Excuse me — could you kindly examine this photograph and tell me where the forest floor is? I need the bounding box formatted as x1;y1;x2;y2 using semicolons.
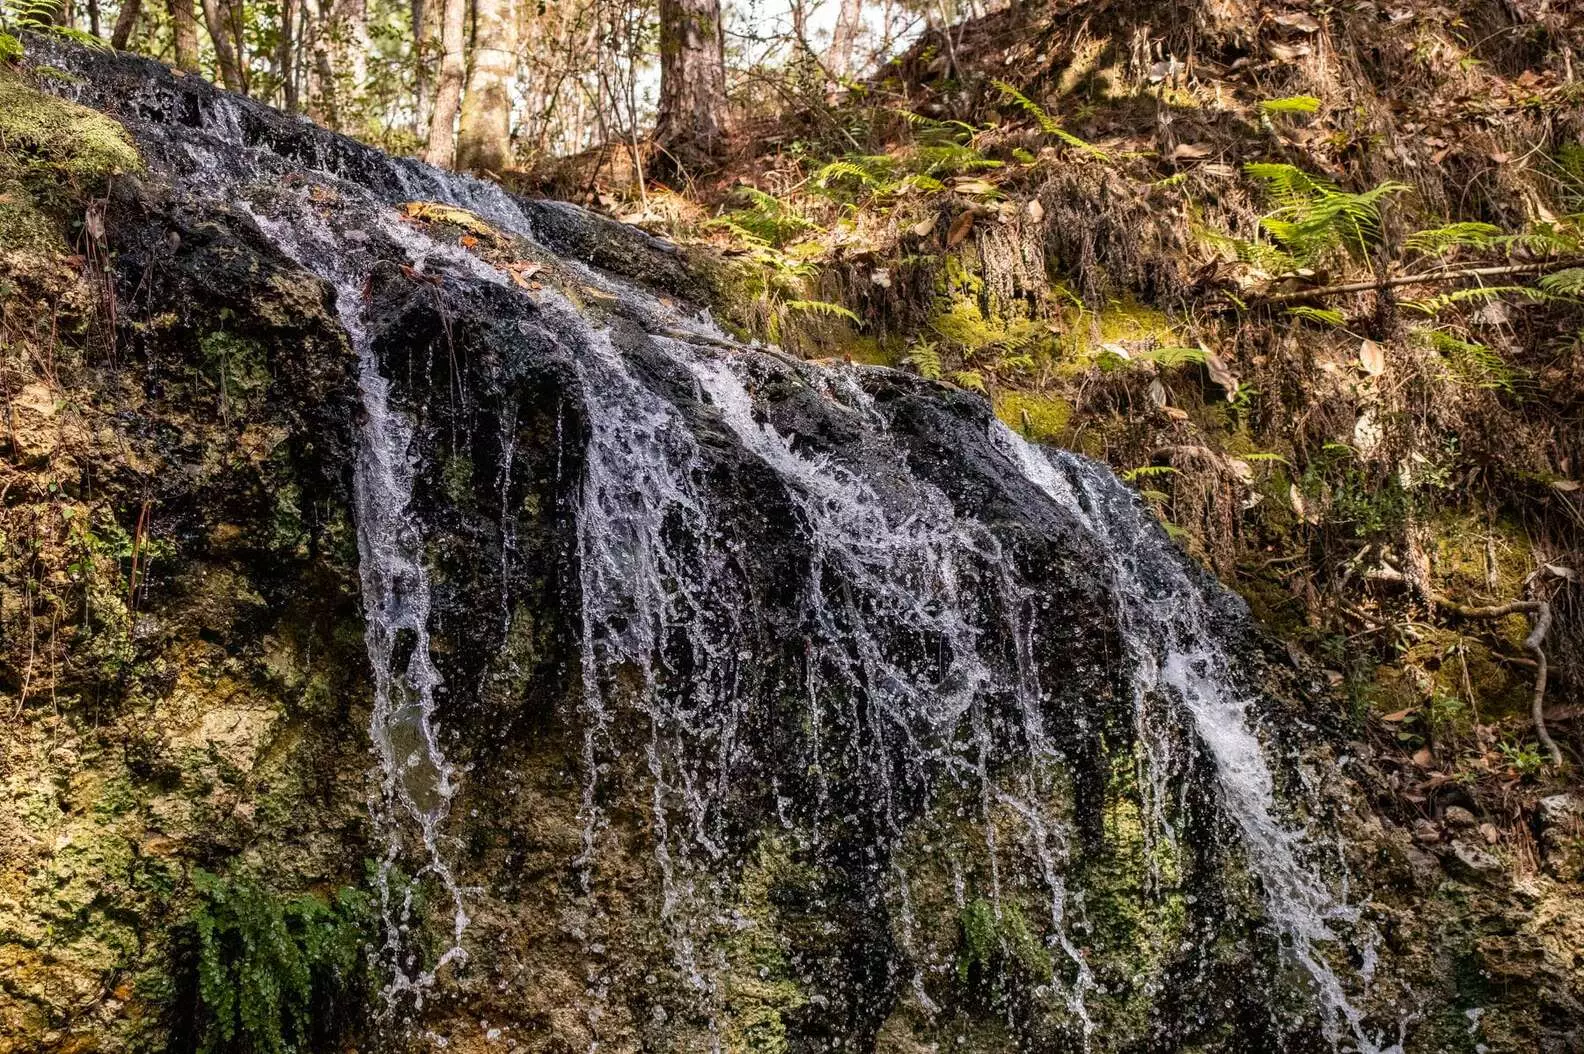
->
525;0;1584;862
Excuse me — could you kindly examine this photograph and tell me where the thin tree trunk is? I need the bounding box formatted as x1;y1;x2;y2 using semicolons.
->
423;0;467;167
200;0;245;91
455;0;516;174
412;0;433;137
110;0;140;46
278;0;301;110
653;0;728;173
829;0;863;78
308;0;341;127
86;0;101;38
169;0;199;70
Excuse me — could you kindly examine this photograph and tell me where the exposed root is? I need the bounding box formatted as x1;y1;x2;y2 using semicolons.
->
1370;564;1566;767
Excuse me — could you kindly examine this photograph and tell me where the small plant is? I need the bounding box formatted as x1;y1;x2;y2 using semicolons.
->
1497;740;1546;779
0;0;108;48
182;870;373;1054
1243;163;1409;268
989;80;1109;161
905;339;942;380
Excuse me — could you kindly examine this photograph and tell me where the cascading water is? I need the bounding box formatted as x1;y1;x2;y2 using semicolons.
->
35;39;1413;1051
995;429;1394;1054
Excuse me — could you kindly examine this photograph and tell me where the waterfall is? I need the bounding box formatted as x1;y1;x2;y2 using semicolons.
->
34;40;1409;1049
995;428;1394;1054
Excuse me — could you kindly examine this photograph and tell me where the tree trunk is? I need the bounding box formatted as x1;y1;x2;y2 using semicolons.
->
169;0;199;70
653;0;728;173
829;0;863;78
86;0;101;37
110;0;141;47
455;0;516;174
278;0;302;110
307;0;342;127
423;0;467;167
200;0;245;91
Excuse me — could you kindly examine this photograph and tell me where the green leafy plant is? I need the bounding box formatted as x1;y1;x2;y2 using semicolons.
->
184;870;372;1054
781;299;860;324
990;80;1109;161
0;0;108;48
1244;163;1409;267
905;339;942;380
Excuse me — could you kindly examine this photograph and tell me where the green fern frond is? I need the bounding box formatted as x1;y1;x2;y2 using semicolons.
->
1420;330;1520;392
782;299;860;323
1286;306;1346;326
906;341;943;380
1539;267;1584;296
950;370;987;392
989;79;1110;161
1405;222;1504;256
1135;345;1208;367
1122;465;1182;482
1245;163;1408;262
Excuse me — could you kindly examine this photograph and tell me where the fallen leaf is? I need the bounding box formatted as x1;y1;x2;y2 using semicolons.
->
946;211;976;248
1382;708;1416;722
1172;142;1213;161
1147;377;1168;407
1203;347;1239;398
1354;410;1382;454
1412;747;1436;768
1544;563;1576;580
460;234;480;248
1025;198;1045;223
951;179;998;197
1273;11;1322;32
1358;338;1386;375
1228;458;1254;484
1550;479;1581;493
910;215;937;237
1101;342;1131;360
1265;40;1312;61
1162;404;1190;421
1478;822;1500;845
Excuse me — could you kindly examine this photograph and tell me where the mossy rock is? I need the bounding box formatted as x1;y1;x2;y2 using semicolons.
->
0;68;140;184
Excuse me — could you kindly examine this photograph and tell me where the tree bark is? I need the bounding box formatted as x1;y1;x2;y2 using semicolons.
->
169;0;199;70
200;0;246;91
277;0;303;110
423;0;467;167
110;0;140;47
653;0;728;174
828;0;863;78
86;0;101;38
455;0;516;174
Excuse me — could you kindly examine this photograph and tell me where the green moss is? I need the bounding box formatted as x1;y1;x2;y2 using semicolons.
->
721;836;812;1054
0;69;140;251
200;331;273;420
995;390;1072;442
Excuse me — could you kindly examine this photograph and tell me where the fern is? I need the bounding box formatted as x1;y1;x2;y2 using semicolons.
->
1259;95;1321;116
1245;163;1409;264
1287;305;1347;327
1405;222;1503;256
989;80;1110;161
1539;267;1584;296
0;0;108;46
1136;345;1208;367
782;299;860;324
951;369;987;392
1122;465;1181;483
1421;330;1520;392
906;340;943;380
1403;285;1549;316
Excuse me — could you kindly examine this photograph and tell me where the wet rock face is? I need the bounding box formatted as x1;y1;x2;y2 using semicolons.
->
13;37;1584;1054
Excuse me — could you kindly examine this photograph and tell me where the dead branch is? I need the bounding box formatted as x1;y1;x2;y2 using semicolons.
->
1255;258;1584;306
1368;565;1563;766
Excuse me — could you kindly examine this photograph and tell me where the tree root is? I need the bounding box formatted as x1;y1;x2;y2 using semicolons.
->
1368;565;1564;766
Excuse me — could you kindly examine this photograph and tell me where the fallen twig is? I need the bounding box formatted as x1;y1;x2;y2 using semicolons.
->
1255;258;1584;306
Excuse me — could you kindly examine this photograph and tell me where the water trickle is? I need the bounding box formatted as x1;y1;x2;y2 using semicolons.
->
995;425;1395;1053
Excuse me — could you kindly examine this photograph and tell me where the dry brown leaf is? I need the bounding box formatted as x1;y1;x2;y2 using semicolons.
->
911;215;936;238
1266;40;1312;60
1358;339;1386;375
1172;142;1213;161
1203;348;1239;398
1272;11;1322;32
946;211;976;248
1550;479;1581;493
1381;708;1416;723
1025;198;1045;223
